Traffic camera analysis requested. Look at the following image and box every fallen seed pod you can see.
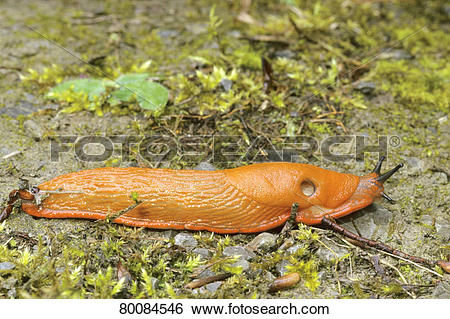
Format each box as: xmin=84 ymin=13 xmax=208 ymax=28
xmin=437 ymin=260 xmax=450 ymax=274
xmin=269 ymin=273 xmax=301 ymax=292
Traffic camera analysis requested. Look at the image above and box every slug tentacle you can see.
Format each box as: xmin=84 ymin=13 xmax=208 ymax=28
xmin=377 ymin=163 xmax=404 ymax=183
xmin=381 ymin=192 xmax=394 ymax=202
xmin=372 ymin=155 xmax=385 ymax=174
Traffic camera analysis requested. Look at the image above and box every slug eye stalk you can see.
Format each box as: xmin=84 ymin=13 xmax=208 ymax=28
xmin=371 ymin=156 xmax=404 ymax=201
xmin=372 ymin=155 xmax=386 ymax=175
xmin=372 ymin=155 xmax=404 ymax=183
xmin=377 ymin=163 xmax=404 ymax=183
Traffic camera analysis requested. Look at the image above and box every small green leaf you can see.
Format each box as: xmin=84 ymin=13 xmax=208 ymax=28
xmin=116 ymin=73 xmax=150 ymax=84
xmin=132 ymin=81 xmax=169 ymax=111
xmin=47 ymin=78 xmax=108 ymax=101
xmin=109 ymin=73 xmax=169 ymax=112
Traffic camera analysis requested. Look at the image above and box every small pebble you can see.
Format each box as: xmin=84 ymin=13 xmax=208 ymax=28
xmin=198 ymin=269 xmax=216 ymax=279
xmin=404 ymin=157 xmax=425 ymax=175
xmin=193 ymin=248 xmax=211 ymax=260
xmin=246 ymin=232 xmax=277 ymax=250
xmin=205 ymin=281 xmax=222 ymax=293
xmin=23 ymin=119 xmax=44 ymax=141
xmin=223 ymin=246 xmax=255 ymax=260
xmin=276 ymin=260 xmax=291 ymax=276
xmin=432 ymin=279 xmax=450 ymax=298
xmin=219 ymin=78 xmax=233 ymax=92
xmin=378 ymin=49 xmax=413 ymax=60
xmin=193 ymin=162 xmax=216 ymax=171
xmin=353 ymin=81 xmax=376 ymax=94
xmin=437 ymin=115 xmax=447 ymax=125
xmin=174 ymin=233 xmax=198 ymax=251
xmin=157 ymin=30 xmax=179 ymax=38
xmin=286 ymin=244 xmax=304 ymax=255
xmin=231 ymin=259 xmax=250 ymax=272
xmin=0 ymin=262 xmax=15 ymax=271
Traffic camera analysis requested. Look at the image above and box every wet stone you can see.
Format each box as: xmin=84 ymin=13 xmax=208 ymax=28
xmin=370 ymin=93 xmax=394 ymax=107
xmin=276 ymin=260 xmax=291 ymax=276
xmin=157 ymin=29 xmax=179 ymax=38
xmin=193 ymin=162 xmax=216 ymax=171
xmin=353 ymin=81 xmax=376 ymax=95
xmin=174 ymin=233 xmax=198 ymax=251
xmin=7 ymin=287 xmax=17 ymax=298
xmin=316 ymin=239 xmax=349 ymax=262
xmin=347 ymin=213 xmax=376 ymax=239
xmin=0 ymin=147 xmax=16 ymax=158
xmin=432 ymin=279 xmax=450 ymax=298
xmin=193 ymin=281 xmax=222 ymax=295
xmin=286 ymin=244 xmax=304 ymax=255
xmin=403 ymin=157 xmax=425 ymax=175
xmin=378 ymin=49 xmax=413 ymax=60
xmin=55 ymin=267 xmax=65 ymax=274
xmin=274 ymin=49 xmax=295 ymax=58
xmin=185 ymin=22 xmax=208 ymax=35
xmin=431 ymin=172 xmax=447 ymax=185
xmin=340 ymin=204 xmax=393 ymax=240
xmin=246 ymin=232 xmax=277 ymax=251
xmin=193 ymin=248 xmax=211 ymax=260
xmin=223 ymin=246 xmax=255 ymax=260
xmin=420 ymin=215 xmax=434 ymax=226
xmin=0 ymin=262 xmax=15 ymax=270
xmin=372 ymin=204 xmax=394 ymax=226
xmin=262 ymin=270 xmax=276 ymax=282
xmin=231 ymin=259 xmax=250 ymax=272
xmin=0 ymin=100 xmax=36 ymax=117
xmin=445 ymin=5 xmax=450 ymax=16
xmin=23 ymin=119 xmax=45 ymax=140
xmin=150 ymin=277 xmax=159 ymax=290
xmin=162 ymin=230 xmax=175 ymax=239
xmin=219 ymin=78 xmax=233 ymax=92
xmin=227 ymin=30 xmax=241 ymax=38
xmin=198 ymin=269 xmax=216 ymax=279
xmin=205 ymin=281 xmax=222 ymax=293
xmin=10 ymin=39 xmax=52 ymax=58
xmin=436 ymin=222 xmax=450 ymax=240
xmin=438 ymin=115 xmax=448 ymax=125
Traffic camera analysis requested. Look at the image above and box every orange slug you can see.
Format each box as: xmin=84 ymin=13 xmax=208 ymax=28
xmin=3 ymin=157 xmax=401 ymax=234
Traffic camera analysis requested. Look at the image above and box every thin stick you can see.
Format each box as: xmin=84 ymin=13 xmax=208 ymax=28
xmin=185 ymin=273 xmax=232 ymax=289
xmin=280 ymin=203 xmax=298 ymax=235
xmin=105 ymin=201 xmax=143 ymax=223
xmin=322 ymin=217 xmax=436 ymax=267
xmin=2 ymin=150 xmax=21 ymax=159
xmin=190 ymin=257 xmax=236 ymax=278
xmin=276 ymin=203 xmax=298 ymax=248
xmin=316 ymin=238 xmax=342 ymax=294
xmin=328 ymin=221 xmax=444 ymax=278
xmin=377 ymin=249 xmax=443 ymax=278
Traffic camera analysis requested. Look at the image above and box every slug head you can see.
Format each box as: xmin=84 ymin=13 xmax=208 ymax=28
xmin=225 ymin=159 xmax=402 ymax=226
xmin=295 ymin=157 xmax=403 ymax=224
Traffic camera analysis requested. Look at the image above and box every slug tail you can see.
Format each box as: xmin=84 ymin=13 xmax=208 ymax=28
xmin=29 ymin=167 xmax=291 ymax=233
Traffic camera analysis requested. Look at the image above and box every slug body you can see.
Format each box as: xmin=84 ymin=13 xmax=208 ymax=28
xmin=19 ymin=162 xmax=386 ymax=233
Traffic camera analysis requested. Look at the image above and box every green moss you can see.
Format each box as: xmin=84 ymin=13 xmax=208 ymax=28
xmin=370 ymin=60 xmax=449 ymax=113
